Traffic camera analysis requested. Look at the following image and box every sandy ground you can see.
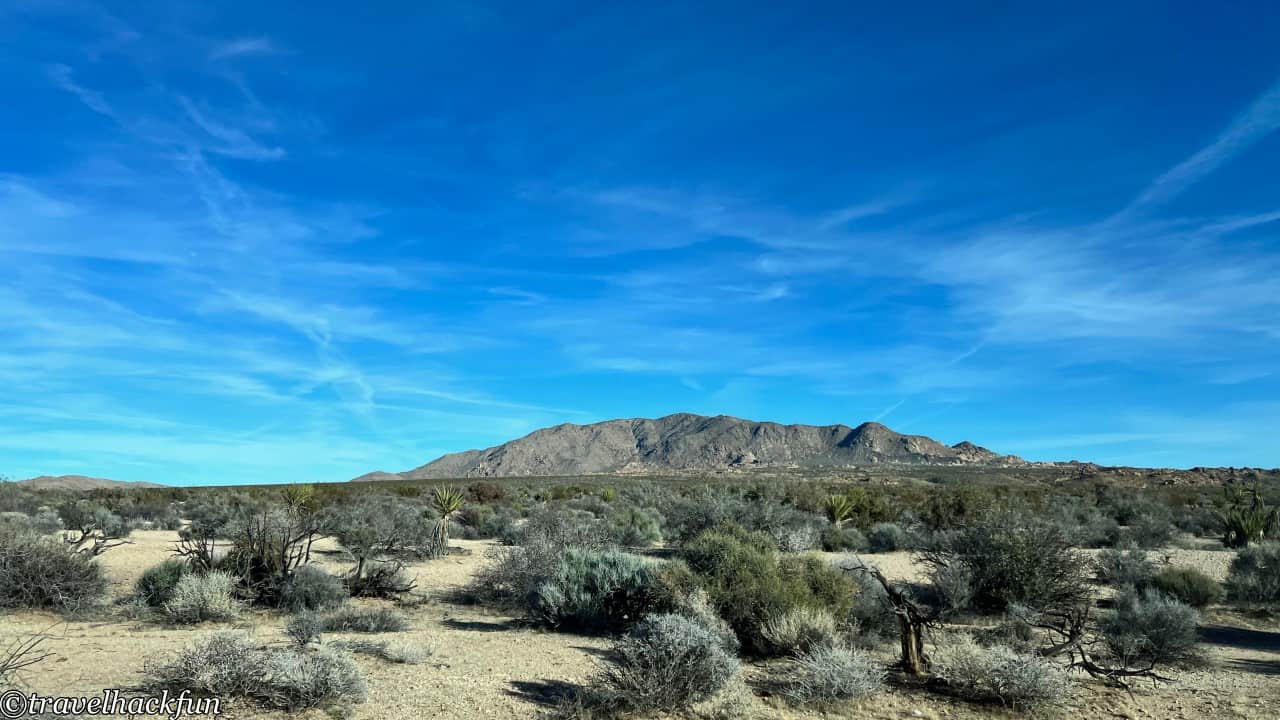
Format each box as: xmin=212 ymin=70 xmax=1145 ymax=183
xmin=3 ymin=530 xmax=1278 ymax=719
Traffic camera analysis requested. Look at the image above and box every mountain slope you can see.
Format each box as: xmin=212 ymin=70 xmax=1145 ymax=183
xmin=356 ymin=413 xmax=1023 ymax=481
xmin=15 ymin=475 xmax=167 ymax=490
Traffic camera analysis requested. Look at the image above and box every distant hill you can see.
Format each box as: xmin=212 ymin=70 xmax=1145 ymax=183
xmin=354 ymin=413 xmax=1025 ymax=481
xmin=14 ymin=475 xmax=167 ymax=491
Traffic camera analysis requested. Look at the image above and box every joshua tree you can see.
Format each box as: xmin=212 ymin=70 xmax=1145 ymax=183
xmin=428 ymin=486 xmax=464 ymax=558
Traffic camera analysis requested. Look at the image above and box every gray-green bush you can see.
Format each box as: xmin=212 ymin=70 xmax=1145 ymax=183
xmin=145 ymin=630 xmax=366 ymax=711
xmin=163 ymin=571 xmax=242 ymax=624
xmin=1100 ymin=589 xmax=1200 ymax=667
xmin=1149 ymin=566 xmax=1222 ymax=608
xmin=279 ymin=565 xmax=348 ymax=612
xmin=930 ymin=635 xmax=1070 ymax=709
xmin=321 ymin=605 xmax=409 ymax=633
xmin=781 ymin=643 xmax=883 ymax=704
xmin=866 ymin=523 xmax=909 ymax=553
xmin=600 ymin=613 xmax=740 ymax=713
xmin=1225 ymin=541 xmax=1280 ymax=607
xmin=1096 ymin=546 xmax=1155 ymax=588
xmin=530 ymin=548 xmax=656 ymax=632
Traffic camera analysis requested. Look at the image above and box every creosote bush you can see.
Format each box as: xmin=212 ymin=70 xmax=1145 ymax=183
xmin=163 ymin=571 xmax=241 ymax=624
xmin=135 ymin=559 xmax=190 ymax=608
xmin=781 ymin=643 xmax=884 ymax=705
xmin=609 ymin=508 xmax=663 ymax=547
xmin=1225 ymin=541 xmax=1280 ymax=607
xmin=679 ymin=523 xmax=856 ymax=655
xmin=530 ymin=548 xmax=656 ymax=632
xmin=921 ymin=509 xmax=1093 ymax=613
xmin=820 ymin=525 xmax=867 ymax=553
xmin=145 ymin=630 xmax=366 ymax=711
xmin=279 ymin=564 xmax=348 ymax=612
xmin=1149 ymin=566 xmax=1223 ymax=608
xmin=865 ymin=523 xmax=909 ymax=553
xmin=930 ymin=635 xmax=1069 ymax=709
xmin=599 ymin=613 xmax=740 ymax=714
xmin=0 ymin=526 xmax=106 ymax=613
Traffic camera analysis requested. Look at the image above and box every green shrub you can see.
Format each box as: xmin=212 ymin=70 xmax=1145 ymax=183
xmin=279 ymin=565 xmax=348 ymax=612
xmin=473 ymin=506 xmax=607 ymax=605
xmin=336 ymin=638 xmax=432 ymax=664
xmin=1096 ymin=546 xmax=1155 ymax=588
xmin=820 ymin=525 xmax=867 ymax=553
xmin=610 ymin=508 xmax=663 ymax=547
xmin=0 ymin=527 xmax=107 ymax=613
xmin=679 ymin=524 xmax=856 ymax=655
xmin=1225 ymin=541 xmax=1280 ymax=607
xmin=321 ymin=605 xmax=409 ymax=633
xmin=600 ymin=613 xmax=740 ymax=713
xmin=932 ymin=561 xmax=976 ymax=614
xmin=921 ymin=510 xmax=1093 ymax=612
xmin=1100 ymin=589 xmax=1200 ymax=667
xmin=135 ymin=559 xmax=191 ymax=608
xmin=866 ymin=523 xmax=909 ymax=553
xmin=1149 ymin=567 xmax=1223 ymax=608
xmin=930 ymin=635 xmax=1070 ymax=709
xmin=163 ymin=571 xmax=242 ymax=624
xmin=781 ymin=643 xmax=883 ymax=704
xmin=530 ymin=548 xmax=656 ymax=632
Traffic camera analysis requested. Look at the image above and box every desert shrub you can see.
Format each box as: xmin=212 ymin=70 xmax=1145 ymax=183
xmin=468 ymin=480 xmax=507 ymax=503
xmin=609 ymin=508 xmax=663 ymax=548
xmin=599 ymin=613 xmax=740 ymax=713
xmin=921 ymin=510 xmax=1093 ymax=612
xmin=530 ymin=548 xmax=656 ymax=632
xmin=866 ymin=523 xmax=909 ymax=553
xmin=679 ymin=524 xmax=856 ymax=655
xmin=1096 ymin=546 xmax=1156 ymax=588
xmin=473 ymin=506 xmax=608 ymax=605
xmin=973 ymin=604 xmax=1039 ymax=653
xmin=263 ymin=645 xmax=367 ymax=710
xmin=1225 ymin=541 xmax=1280 ymax=606
xmin=163 ymin=571 xmax=241 ymax=624
xmin=146 ymin=629 xmax=367 ymax=711
xmin=286 ymin=610 xmax=325 ymax=647
xmin=135 ymin=559 xmax=191 ymax=608
xmin=219 ymin=504 xmax=322 ymax=604
xmin=28 ymin=507 xmax=64 ymax=535
xmin=57 ymin=499 xmax=134 ymax=555
xmin=0 ymin=526 xmax=107 ymax=613
xmin=279 ymin=565 xmax=348 ymax=612
xmin=1149 ymin=567 xmax=1223 ymax=608
xmin=322 ymin=605 xmax=409 ymax=633
xmin=144 ymin=630 xmax=267 ymax=698
xmin=931 ymin=561 xmax=976 ymax=614
xmin=647 ymin=559 xmax=701 ymax=614
xmin=930 ymin=635 xmax=1070 ymax=709
xmin=1100 ymin=589 xmax=1200 ymax=667
xmin=781 ymin=643 xmax=883 ymax=704
xmin=771 ymin=523 xmax=822 ymax=553
xmin=346 ymin=560 xmax=415 ymax=598
xmin=761 ymin=606 xmax=837 ymax=655
xmin=1125 ymin=509 xmax=1177 ymax=549
xmin=820 ymin=525 xmax=867 ymax=553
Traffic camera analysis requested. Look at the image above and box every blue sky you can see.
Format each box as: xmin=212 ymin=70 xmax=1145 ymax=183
xmin=2 ymin=2 xmax=1278 ymax=485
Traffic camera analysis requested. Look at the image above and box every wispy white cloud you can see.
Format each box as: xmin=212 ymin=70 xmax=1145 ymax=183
xmin=209 ymin=37 xmax=282 ymax=61
xmin=1122 ymin=77 xmax=1280 ymax=215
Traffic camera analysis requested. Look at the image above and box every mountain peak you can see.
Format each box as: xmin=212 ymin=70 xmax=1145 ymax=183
xmin=354 ymin=413 xmax=1020 ymax=481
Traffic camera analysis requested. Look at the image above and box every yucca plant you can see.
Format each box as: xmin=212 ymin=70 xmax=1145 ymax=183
xmin=428 ymin=486 xmax=465 ymax=558
xmin=1215 ymin=484 xmax=1280 ymax=548
xmin=824 ymin=494 xmax=855 ymax=526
